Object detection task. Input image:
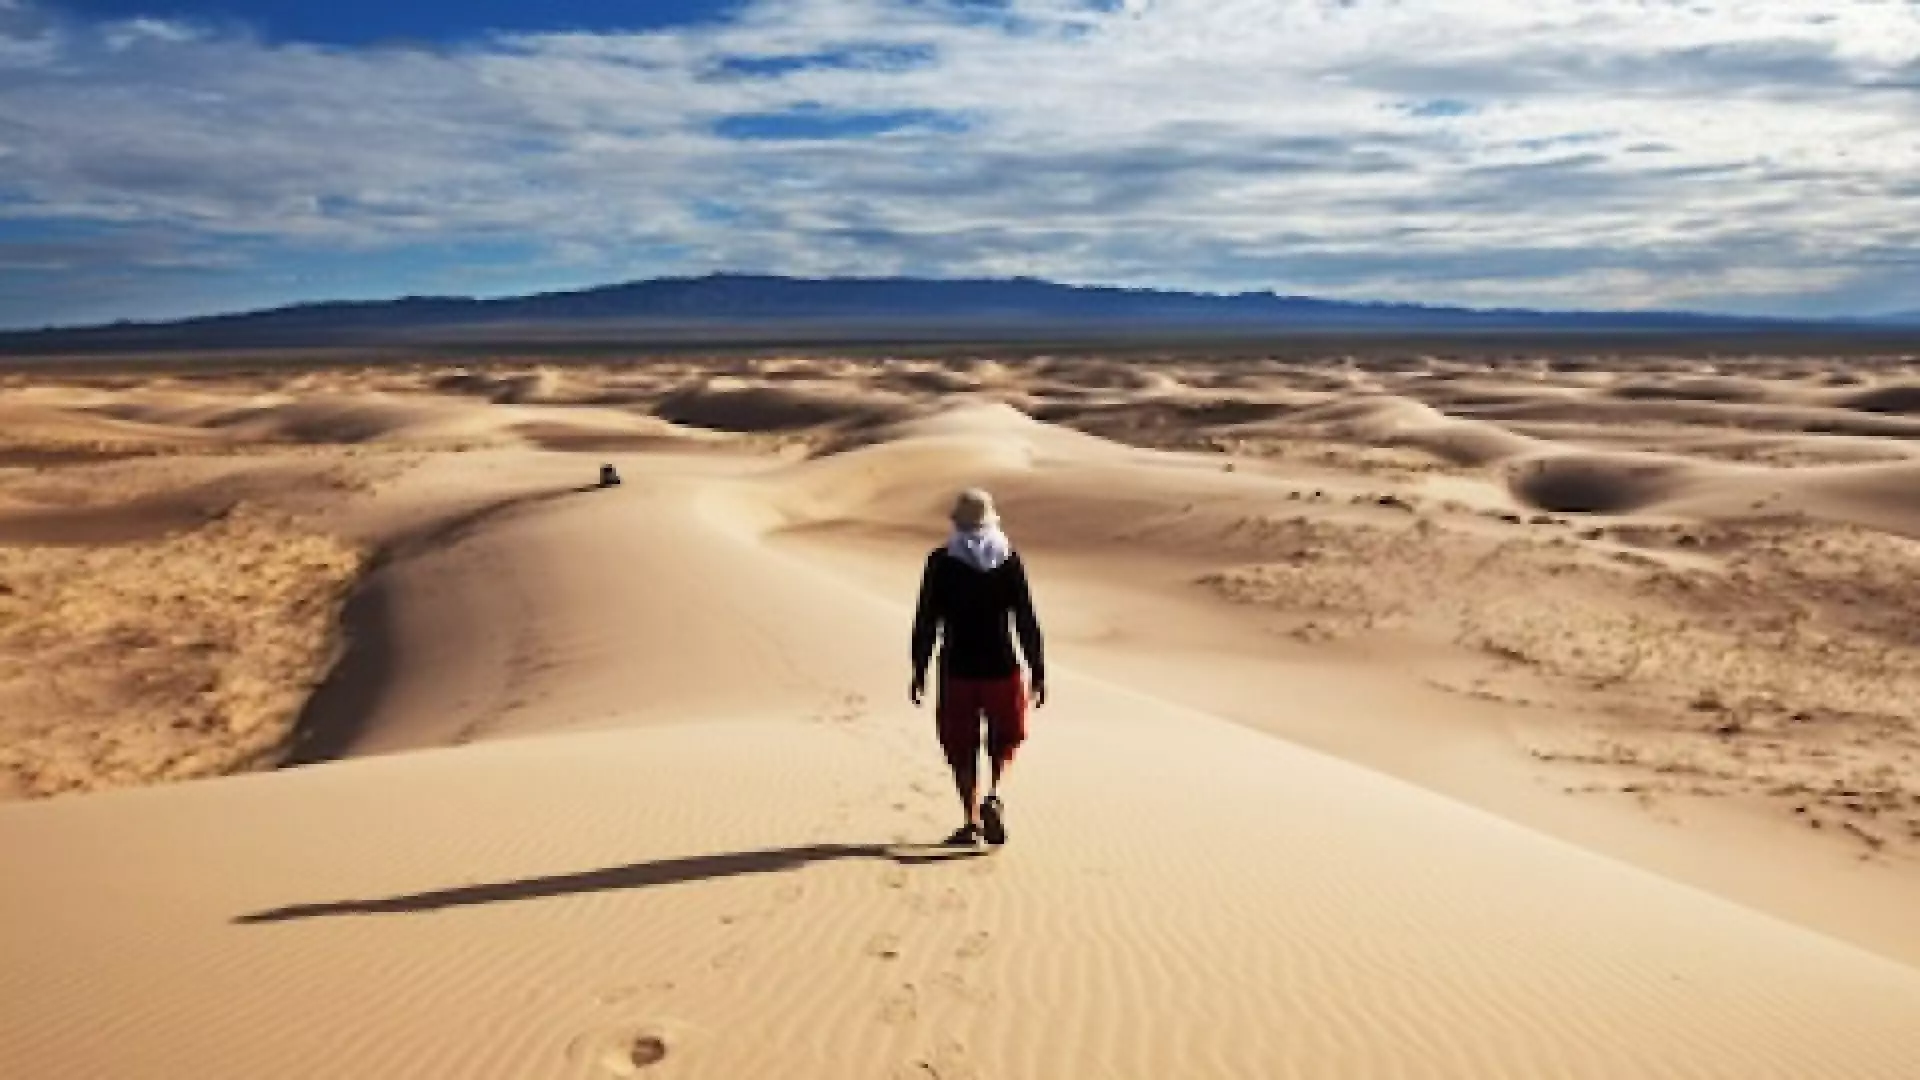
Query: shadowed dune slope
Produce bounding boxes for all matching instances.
[654,378,925,433]
[1506,454,1702,514]
[1832,382,1920,415]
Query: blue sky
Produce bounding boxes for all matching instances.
[55,1,745,46]
[2,0,1918,327]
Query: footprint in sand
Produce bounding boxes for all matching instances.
[879,983,920,1025]
[955,931,991,960]
[565,1022,675,1076]
[814,690,870,726]
[905,888,967,916]
[865,932,903,960]
[710,944,748,970]
[898,1037,978,1080]
[930,971,996,1007]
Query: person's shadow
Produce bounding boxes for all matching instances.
[234,842,983,925]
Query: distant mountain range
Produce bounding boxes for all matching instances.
[0,274,1900,354]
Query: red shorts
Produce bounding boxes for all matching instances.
[936,674,1028,766]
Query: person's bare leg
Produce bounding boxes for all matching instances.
[979,747,1012,845]
[951,756,980,826]
[988,750,1011,796]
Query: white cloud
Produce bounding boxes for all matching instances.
[1,0,1918,317]
[101,17,205,53]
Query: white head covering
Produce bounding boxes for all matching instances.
[946,488,1011,571]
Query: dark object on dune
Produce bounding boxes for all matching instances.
[599,464,621,488]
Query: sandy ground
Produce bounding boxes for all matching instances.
[3,353,1920,1077]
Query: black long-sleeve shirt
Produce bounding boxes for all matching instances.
[911,548,1045,682]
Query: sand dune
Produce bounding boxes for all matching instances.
[1506,452,1700,514]
[1833,381,1920,415]
[655,377,925,434]
[5,353,1920,1076]
[1605,375,1785,404]
[7,458,1920,1078]
[8,699,1920,1079]
[507,408,715,452]
[0,400,227,466]
[1460,393,1920,440]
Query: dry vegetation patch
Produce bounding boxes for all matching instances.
[0,505,364,798]
[1199,507,1920,851]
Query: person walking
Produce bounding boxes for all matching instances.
[911,488,1046,847]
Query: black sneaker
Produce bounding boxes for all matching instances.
[943,824,982,847]
[980,795,1007,846]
